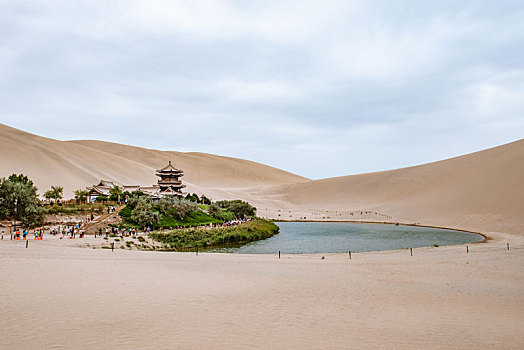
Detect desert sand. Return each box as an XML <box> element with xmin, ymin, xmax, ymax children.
<box><xmin>1</xmin><ymin>123</ymin><xmax>524</xmax><ymax>349</ymax></box>
<box><xmin>1</xmin><ymin>235</ymin><xmax>523</xmax><ymax>349</ymax></box>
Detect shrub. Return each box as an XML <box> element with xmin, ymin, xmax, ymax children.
<box><xmin>150</xmin><ymin>219</ymin><xmax>278</xmax><ymax>250</ymax></box>
<box><xmin>157</xmin><ymin>196</ymin><xmax>175</xmax><ymax>214</ymax></box>
<box><xmin>208</xmin><ymin>203</ymin><xmax>221</xmax><ymax>217</ymax></box>
<box><xmin>171</xmin><ymin>198</ymin><xmax>198</xmax><ymax>219</ymax></box>
<box><xmin>215</xmin><ymin>200</ymin><xmax>256</xmax><ymax>219</ymax></box>
<box><xmin>131</xmin><ymin>197</ymin><xmax>159</xmax><ymax>227</ymax></box>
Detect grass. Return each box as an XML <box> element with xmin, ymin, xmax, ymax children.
<box><xmin>137</xmin><ymin>236</ymin><xmax>145</xmax><ymax>242</ymax></box>
<box><xmin>149</xmin><ymin>219</ymin><xmax>279</xmax><ymax>251</ymax></box>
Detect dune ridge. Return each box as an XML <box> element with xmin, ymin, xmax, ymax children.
<box><xmin>0</xmin><ymin>123</ymin><xmax>309</xmax><ymax>197</ymax></box>
<box><xmin>274</xmin><ymin>139</ymin><xmax>524</xmax><ymax>237</ymax></box>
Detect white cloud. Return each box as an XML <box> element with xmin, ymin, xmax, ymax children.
<box><xmin>0</xmin><ymin>0</ymin><xmax>523</xmax><ymax>178</ymax></box>
<box><xmin>217</xmin><ymin>79</ymin><xmax>301</xmax><ymax>101</ymax></box>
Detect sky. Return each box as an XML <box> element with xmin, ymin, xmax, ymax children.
<box><xmin>1</xmin><ymin>0</ymin><xmax>523</xmax><ymax>179</ymax></box>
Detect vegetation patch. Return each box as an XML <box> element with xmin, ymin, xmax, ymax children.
<box><xmin>118</xmin><ymin>196</ymin><xmax>239</xmax><ymax>229</ymax></box>
<box><xmin>0</xmin><ymin>174</ymin><xmax>45</xmax><ymax>228</ymax></box>
<box><xmin>149</xmin><ymin>219</ymin><xmax>279</xmax><ymax>251</ymax></box>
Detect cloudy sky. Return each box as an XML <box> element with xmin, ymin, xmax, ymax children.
<box><xmin>1</xmin><ymin>0</ymin><xmax>523</xmax><ymax>179</ymax></box>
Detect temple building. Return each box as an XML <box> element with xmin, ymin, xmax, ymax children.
<box><xmin>86</xmin><ymin>161</ymin><xmax>185</xmax><ymax>202</ymax></box>
<box><xmin>156</xmin><ymin>161</ymin><xmax>186</xmax><ymax>196</ymax></box>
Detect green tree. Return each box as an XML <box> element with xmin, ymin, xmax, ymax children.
<box><xmin>0</xmin><ymin>174</ymin><xmax>45</xmax><ymax>228</ymax></box>
<box><xmin>131</xmin><ymin>190</ymin><xmax>145</xmax><ymax>197</ymax></box>
<box><xmin>208</xmin><ymin>203</ymin><xmax>221</xmax><ymax>217</ymax></box>
<box><xmin>171</xmin><ymin>198</ymin><xmax>198</xmax><ymax>219</ymax></box>
<box><xmin>109</xmin><ymin>186</ymin><xmax>123</xmax><ymax>202</ymax></box>
<box><xmin>44</xmin><ymin>186</ymin><xmax>63</xmax><ymax>203</ymax></box>
<box><xmin>131</xmin><ymin>197</ymin><xmax>159</xmax><ymax>227</ymax></box>
<box><xmin>74</xmin><ymin>189</ymin><xmax>89</xmax><ymax>203</ymax></box>
<box><xmin>95</xmin><ymin>195</ymin><xmax>108</xmax><ymax>202</ymax></box>
<box><xmin>185</xmin><ymin>193</ymin><xmax>200</xmax><ymax>203</ymax></box>
<box><xmin>157</xmin><ymin>196</ymin><xmax>176</xmax><ymax>214</ymax></box>
<box><xmin>216</xmin><ymin>200</ymin><xmax>256</xmax><ymax>219</ymax></box>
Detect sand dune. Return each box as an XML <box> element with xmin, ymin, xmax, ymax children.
<box><xmin>274</xmin><ymin>139</ymin><xmax>524</xmax><ymax>237</ymax></box>
<box><xmin>1</xmin><ymin>122</ymin><xmax>523</xmax><ymax>238</ymax></box>
<box><xmin>0</xmin><ymin>123</ymin><xmax>308</xmax><ymax>198</ymax></box>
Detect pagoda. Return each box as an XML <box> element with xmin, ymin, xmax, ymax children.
<box><xmin>156</xmin><ymin>161</ymin><xmax>186</xmax><ymax>196</ymax></box>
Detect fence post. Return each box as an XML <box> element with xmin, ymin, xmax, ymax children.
<box><xmin>26</xmin><ymin>240</ymin><xmax>28</xmax><ymax>248</ymax></box>
<box><xmin>349</xmin><ymin>251</ymin><xmax>351</xmax><ymax>259</ymax></box>
<box><xmin>111</xmin><ymin>242</ymin><xmax>114</xmax><ymax>252</ymax></box>
<box><xmin>507</xmin><ymin>243</ymin><xmax>510</xmax><ymax>250</ymax></box>
<box><xmin>410</xmin><ymin>248</ymin><xmax>412</xmax><ymax>256</ymax></box>
<box><xmin>196</xmin><ymin>247</ymin><xmax>198</xmax><ymax>256</ymax></box>
<box><xmin>279</xmin><ymin>250</ymin><xmax>281</xmax><ymax>259</ymax></box>
<box><xmin>466</xmin><ymin>245</ymin><xmax>469</xmax><ymax>253</ymax></box>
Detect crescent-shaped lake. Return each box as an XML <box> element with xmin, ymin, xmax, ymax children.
<box><xmin>208</xmin><ymin>221</ymin><xmax>484</xmax><ymax>254</ymax></box>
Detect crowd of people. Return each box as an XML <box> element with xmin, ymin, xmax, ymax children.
<box><xmin>96</xmin><ymin>226</ymin><xmax>138</xmax><ymax>237</ymax></box>
<box><xmin>160</xmin><ymin>218</ymin><xmax>253</xmax><ymax>231</ymax></box>
<box><xmin>6</xmin><ymin>214</ymin><xmax>253</xmax><ymax>241</ymax></box>
<box><xmin>11</xmin><ymin>227</ymin><xmax>46</xmax><ymax>240</ymax></box>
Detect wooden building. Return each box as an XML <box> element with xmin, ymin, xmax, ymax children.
<box><xmin>156</xmin><ymin>161</ymin><xmax>186</xmax><ymax>196</ymax></box>
<box><xmin>85</xmin><ymin>162</ymin><xmax>186</xmax><ymax>202</ymax></box>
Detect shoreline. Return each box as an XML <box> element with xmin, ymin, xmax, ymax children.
<box><xmin>0</xmin><ymin>218</ymin><xmax>491</xmax><ymax>254</ymax></box>
<box><xmin>271</xmin><ymin>219</ymin><xmax>490</xmax><ymax>244</ymax></box>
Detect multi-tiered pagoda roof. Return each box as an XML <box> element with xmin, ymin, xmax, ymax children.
<box><xmin>156</xmin><ymin>161</ymin><xmax>186</xmax><ymax>195</ymax></box>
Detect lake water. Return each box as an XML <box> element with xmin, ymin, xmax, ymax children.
<box><xmin>209</xmin><ymin>221</ymin><xmax>484</xmax><ymax>254</ymax></box>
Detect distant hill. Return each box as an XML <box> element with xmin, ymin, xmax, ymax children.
<box><xmin>0</xmin><ymin>123</ymin><xmax>309</xmax><ymax>198</ymax></box>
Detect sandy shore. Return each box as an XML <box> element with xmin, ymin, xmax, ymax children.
<box><xmin>1</xmin><ymin>234</ymin><xmax>523</xmax><ymax>349</ymax></box>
